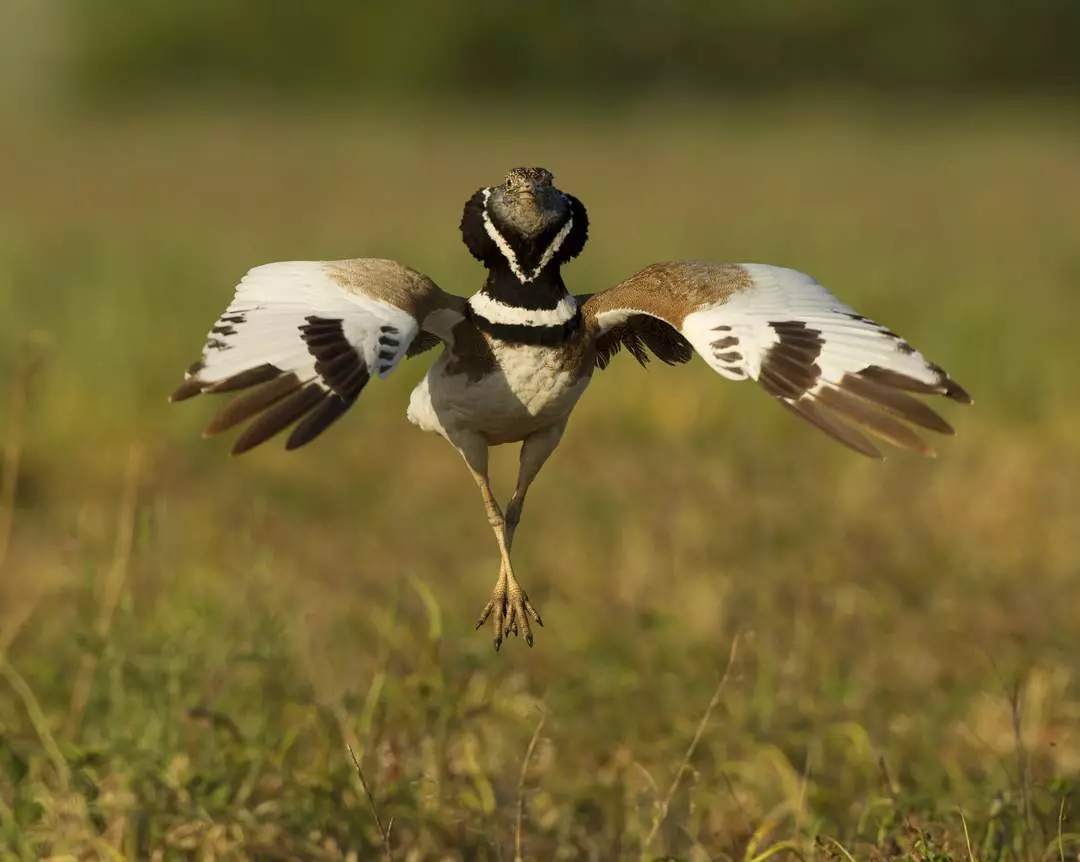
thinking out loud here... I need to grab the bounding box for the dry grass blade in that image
[959,808,976,862]
[347,743,394,860]
[1008,672,1034,834]
[0,336,49,576]
[0,596,42,846]
[0,378,22,576]
[821,835,858,862]
[0,655,69,792]
[643,631,741,856]
[746,838,805,862]
[515,711,547,862]
[65,445,142,738]
[1057,797,1066,862]
[0,594,39,671]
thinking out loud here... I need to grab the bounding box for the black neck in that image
[466,264,583,346]
[483,264,569,310]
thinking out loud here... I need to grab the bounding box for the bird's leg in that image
[452,431,541,650]
[496,424,566,640]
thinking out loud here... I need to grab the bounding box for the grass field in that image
[1,101,1079,860]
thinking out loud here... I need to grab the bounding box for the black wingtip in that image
[230,436,258,457]
[944,379,973,405]
[170,378,204,403]
[170,360,206,402]
[284,394,351,451]
[229,384,325,456]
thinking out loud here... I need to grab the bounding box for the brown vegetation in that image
[0,104,1078,859]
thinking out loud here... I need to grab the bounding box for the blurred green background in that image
[1,2,1079,860]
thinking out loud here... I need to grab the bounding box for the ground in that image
[0,101,1078,860]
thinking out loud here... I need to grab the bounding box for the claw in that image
[476,570,543,650]
[508,591,534,647]
[475,600,495,630]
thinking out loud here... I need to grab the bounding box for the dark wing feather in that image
[593,314,694,370]
[579,261,970,458]
[577,293,693,370]
[406,330,444,358]
[172,258,464,453]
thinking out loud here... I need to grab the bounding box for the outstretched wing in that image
[171,258,466,454]
[579,261,971,458]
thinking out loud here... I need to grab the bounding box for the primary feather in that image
[171,258,464,453]
[581,261,970,458]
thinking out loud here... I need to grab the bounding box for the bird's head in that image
[460,166,589,283]
[491,167,565,237]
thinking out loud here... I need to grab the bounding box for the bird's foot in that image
[474,568,543,651]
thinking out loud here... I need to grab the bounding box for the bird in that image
[170,166,971,650]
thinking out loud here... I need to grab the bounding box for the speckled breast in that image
[408,331,596,445]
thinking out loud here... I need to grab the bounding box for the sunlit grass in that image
[0,103,1078,859]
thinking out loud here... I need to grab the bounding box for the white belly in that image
[407,340,592,445]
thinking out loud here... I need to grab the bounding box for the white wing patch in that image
[680,263,969,456]
[590,261,969,458]
[201,261,418,386]
[172,260,440,453]
[682,264,945,391]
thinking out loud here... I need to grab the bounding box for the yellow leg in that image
[453,430,542,650]
[504,422,565,553]
[493,423,567,641]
